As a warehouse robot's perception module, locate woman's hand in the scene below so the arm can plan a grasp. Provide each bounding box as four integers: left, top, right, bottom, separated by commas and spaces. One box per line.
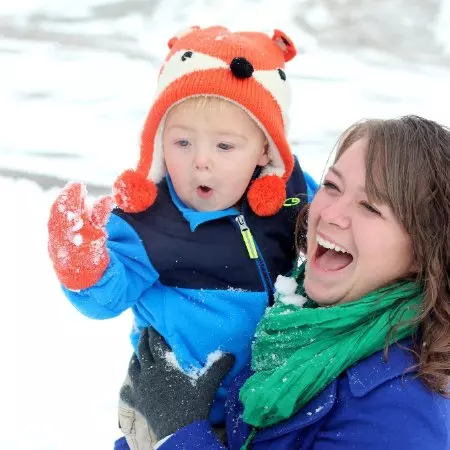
120, 327, 235, 442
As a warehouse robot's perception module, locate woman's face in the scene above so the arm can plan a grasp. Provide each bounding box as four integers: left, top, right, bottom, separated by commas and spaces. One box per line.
304, 138, 415, 305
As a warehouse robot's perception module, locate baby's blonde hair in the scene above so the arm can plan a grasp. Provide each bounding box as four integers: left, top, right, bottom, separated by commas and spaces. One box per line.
170, 96, 268, 150
176, 96, 231, 114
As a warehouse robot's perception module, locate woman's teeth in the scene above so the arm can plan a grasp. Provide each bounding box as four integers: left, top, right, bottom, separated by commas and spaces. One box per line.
316, 235, 349, 254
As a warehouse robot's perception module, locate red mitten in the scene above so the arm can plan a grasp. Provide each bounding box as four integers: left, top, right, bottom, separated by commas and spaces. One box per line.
48, 182, 114, 290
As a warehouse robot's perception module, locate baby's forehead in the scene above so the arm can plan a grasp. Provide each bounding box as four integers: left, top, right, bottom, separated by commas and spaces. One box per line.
166, 97, 263, 131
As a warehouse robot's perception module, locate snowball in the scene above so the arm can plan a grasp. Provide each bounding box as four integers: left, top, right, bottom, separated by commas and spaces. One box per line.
279, 294, 308, 308
274, 275, 298, 296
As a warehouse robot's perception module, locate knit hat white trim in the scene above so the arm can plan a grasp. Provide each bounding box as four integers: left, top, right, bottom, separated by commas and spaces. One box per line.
150, 95, 286, 183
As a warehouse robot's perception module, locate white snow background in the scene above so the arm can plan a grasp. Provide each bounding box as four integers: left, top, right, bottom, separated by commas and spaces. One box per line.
1, 0, 449, 448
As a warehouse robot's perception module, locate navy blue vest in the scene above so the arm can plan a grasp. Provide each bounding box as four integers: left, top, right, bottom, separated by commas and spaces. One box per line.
113, 160, 307, 295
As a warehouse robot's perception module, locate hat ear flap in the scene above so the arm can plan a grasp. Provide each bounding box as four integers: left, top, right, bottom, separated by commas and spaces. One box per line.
247, 175, 286, 216
272, 29, 297, 62
113, 169, 157, 213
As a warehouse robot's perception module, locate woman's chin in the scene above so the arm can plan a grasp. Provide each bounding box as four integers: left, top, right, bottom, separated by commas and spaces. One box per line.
304, 277, 339, 306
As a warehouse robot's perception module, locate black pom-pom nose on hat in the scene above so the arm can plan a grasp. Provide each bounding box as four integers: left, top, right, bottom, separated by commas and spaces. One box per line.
230, 57, 254, 79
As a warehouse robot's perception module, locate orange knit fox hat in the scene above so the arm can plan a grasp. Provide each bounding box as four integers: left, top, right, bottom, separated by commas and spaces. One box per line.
113, 25, 297, 216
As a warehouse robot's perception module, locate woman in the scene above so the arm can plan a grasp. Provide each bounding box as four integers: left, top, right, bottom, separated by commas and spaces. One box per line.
117, 115, 450, 449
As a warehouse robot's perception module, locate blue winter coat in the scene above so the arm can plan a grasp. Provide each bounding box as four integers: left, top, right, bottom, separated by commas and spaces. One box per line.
62, 160, 317, 423
151, 340, 450, 449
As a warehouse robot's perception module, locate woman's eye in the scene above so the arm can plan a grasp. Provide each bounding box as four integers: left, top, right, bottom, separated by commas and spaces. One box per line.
217, 143, 234, 151
361, 202, 381, 215
323, 180, 339, 191
175, 139, 190, 147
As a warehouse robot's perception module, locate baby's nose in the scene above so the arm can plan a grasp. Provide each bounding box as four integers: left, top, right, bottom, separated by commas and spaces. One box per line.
194, 148, 211, 170
230, 57, 254, 79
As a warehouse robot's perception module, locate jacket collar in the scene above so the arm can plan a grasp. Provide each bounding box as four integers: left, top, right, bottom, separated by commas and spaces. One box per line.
253, 381, 337, 443
166, 176, 239, 232
347, 338, 416, 397
249, 339, 416, 442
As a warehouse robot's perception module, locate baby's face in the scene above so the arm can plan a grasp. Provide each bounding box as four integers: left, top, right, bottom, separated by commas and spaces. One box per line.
163, 99, 268, 211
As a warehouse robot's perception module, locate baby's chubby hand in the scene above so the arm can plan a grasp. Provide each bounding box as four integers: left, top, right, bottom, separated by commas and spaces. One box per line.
48, 182, 114, 290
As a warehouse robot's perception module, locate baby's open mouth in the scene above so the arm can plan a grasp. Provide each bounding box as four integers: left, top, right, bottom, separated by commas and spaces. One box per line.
196, 185, 213, 198
315, 235, 353, 271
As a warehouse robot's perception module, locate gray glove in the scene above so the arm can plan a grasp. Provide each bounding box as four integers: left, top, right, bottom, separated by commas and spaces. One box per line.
120, 327, 235, 441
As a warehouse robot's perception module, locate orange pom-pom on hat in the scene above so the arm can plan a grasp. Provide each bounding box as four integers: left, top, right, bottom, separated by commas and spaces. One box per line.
113, 169, 157, 214
114, 25, 297, 216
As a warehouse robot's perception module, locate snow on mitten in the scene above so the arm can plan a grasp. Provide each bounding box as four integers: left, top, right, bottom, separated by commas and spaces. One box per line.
48, 182, 114, 290
120, 328, 235, 442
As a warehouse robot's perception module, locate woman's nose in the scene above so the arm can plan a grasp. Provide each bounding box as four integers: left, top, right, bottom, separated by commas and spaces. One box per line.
320, 200, 351, 229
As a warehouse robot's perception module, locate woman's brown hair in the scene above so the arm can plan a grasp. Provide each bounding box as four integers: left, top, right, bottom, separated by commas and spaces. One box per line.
296, 115, 450, 395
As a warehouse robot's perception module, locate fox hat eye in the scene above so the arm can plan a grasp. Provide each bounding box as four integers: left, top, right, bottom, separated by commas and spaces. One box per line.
278, 69, 286, 81
181, 51, 193, 61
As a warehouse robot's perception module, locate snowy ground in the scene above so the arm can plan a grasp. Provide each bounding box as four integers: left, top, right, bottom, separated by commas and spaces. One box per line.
0, 177, 132, 449
1, 1, 450, 449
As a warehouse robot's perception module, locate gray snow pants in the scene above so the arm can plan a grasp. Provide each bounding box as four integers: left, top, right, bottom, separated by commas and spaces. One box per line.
118, 374, 157, 450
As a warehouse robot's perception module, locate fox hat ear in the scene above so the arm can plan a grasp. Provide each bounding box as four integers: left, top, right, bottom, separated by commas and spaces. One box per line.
272, 29, 296, 62
119, 26, 296, 216
167, 25, 201, 49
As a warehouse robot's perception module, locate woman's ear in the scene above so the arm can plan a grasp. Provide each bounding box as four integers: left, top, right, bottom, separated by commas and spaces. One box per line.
409, 260, 421, 276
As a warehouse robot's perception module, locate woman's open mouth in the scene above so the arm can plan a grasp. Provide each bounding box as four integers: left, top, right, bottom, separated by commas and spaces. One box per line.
196, 185, 213, 199
314, 234, 353, 271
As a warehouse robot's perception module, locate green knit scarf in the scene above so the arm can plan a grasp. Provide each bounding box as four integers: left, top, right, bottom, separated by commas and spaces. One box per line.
240, 262, 423, 433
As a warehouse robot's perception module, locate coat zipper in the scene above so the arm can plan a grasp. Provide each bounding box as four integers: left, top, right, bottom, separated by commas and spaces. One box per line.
232, 213, 275, 297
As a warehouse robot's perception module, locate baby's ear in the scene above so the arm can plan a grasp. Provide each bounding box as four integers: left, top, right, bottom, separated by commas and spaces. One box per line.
272, 29, 296, 62
168, 25, 200, 49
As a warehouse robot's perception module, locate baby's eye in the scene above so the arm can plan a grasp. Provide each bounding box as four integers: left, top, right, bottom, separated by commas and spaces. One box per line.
175, 139, 190, 147
217, 143, 234, 151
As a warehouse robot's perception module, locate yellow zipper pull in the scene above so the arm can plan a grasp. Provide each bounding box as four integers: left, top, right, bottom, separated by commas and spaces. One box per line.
236, 215, 258, 259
